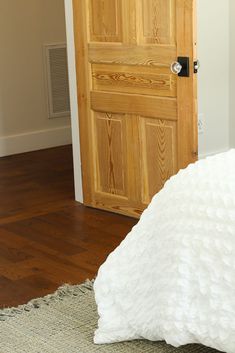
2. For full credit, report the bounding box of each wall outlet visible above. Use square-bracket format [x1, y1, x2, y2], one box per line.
[198, 113, 204, 135]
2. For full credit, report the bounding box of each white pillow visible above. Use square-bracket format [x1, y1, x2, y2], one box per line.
[94, 150, 235, 353]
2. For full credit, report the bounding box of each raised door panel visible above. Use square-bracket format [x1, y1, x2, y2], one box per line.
[140, 0, 176, 45]
[140, 118, 177, 204]
[93, 112, 128, 198]
[92, 64, 177, 97]
[89, 0, 122, 42]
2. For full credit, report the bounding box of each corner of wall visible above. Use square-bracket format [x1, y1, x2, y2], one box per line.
[229, 0, 235, 148]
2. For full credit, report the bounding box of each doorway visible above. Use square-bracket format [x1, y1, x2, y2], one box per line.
[71, 0, 198, 218]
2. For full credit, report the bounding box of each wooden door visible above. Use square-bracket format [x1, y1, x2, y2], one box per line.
[73, 0, 198, 218]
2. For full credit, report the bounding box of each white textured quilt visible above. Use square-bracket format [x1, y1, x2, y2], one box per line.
[94, 150, 235, 353]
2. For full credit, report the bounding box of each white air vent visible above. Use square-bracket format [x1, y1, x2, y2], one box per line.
[44, 44, 71, 118]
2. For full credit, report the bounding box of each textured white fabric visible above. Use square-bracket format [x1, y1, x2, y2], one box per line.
[94, 150, 235, 353]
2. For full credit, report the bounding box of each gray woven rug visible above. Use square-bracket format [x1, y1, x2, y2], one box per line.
[0, 281, 220, 353]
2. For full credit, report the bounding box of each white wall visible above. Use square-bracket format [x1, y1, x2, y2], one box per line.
[197, 0, 230, 158]
[0, 0, 72, 156]
[230, 0, 235, 147]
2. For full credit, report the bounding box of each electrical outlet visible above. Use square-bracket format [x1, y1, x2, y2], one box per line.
[198, 113, 204, 135]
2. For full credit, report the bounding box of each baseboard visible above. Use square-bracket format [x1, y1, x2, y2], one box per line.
[199, 148, 230, 160]
[0, 126, 72, 157]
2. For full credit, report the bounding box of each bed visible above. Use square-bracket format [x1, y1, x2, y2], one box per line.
[94, 150, 235, 353]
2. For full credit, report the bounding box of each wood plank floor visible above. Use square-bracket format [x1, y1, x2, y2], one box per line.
[0, 145, 136, 308]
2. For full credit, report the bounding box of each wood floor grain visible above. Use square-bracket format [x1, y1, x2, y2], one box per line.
[0, 145, 136, 308]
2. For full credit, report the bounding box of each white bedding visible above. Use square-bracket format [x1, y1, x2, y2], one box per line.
[94, 150, 235, 352]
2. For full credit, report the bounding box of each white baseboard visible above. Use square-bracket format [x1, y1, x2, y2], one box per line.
[0, 126, 72, 157]
[199, 147, 230, 160]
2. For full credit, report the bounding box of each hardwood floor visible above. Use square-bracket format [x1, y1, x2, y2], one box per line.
[0, 145, 136, 308]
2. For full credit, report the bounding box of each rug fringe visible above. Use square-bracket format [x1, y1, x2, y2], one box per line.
[0, 279, 94, 322]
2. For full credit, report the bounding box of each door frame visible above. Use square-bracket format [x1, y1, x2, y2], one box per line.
[64, 0, 83, 203]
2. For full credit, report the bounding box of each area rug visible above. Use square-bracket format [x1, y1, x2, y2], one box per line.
[0, 280, 220, 353]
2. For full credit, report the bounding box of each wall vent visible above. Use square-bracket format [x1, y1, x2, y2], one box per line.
[44, 44, 71, 118]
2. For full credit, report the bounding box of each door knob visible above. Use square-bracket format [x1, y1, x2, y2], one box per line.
[171, 61, 182, 75]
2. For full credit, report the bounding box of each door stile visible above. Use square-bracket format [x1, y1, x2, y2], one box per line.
[176, 0, 198, 170]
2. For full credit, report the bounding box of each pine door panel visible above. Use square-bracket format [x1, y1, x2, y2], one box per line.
[73, 0, 198, 218]
[92, 64, 177, 97]
[140, 118, 177, 204]
[93, 112, 128, 197]
[140, 0, 176, 44]
[89, 0, 123, 42]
